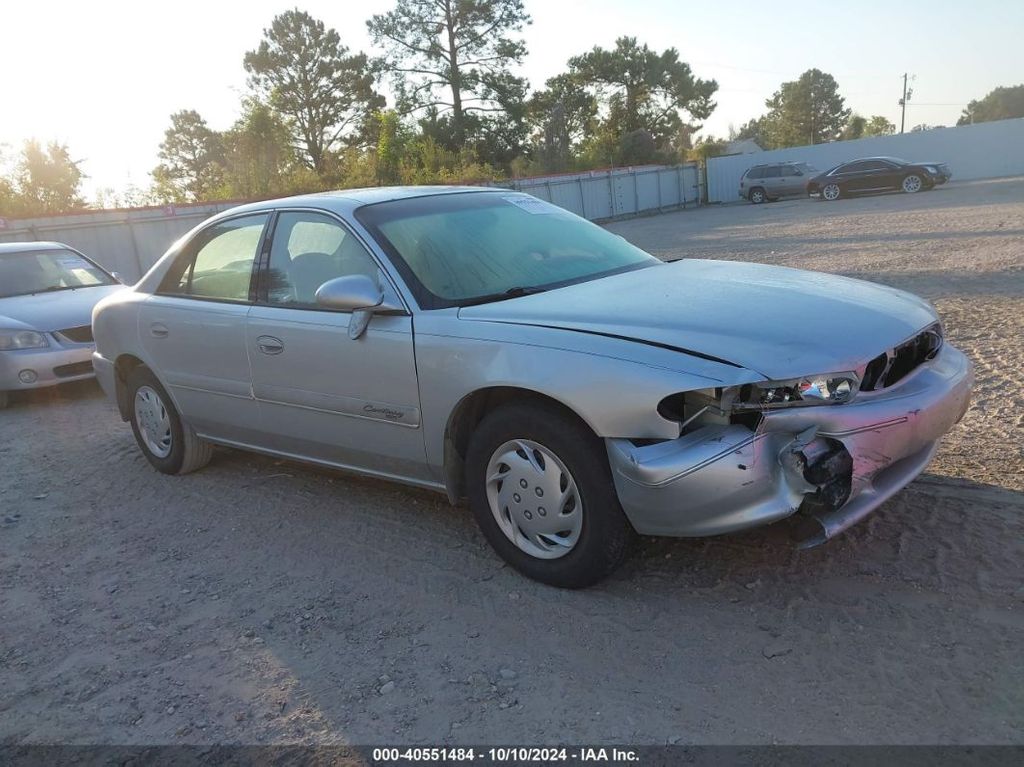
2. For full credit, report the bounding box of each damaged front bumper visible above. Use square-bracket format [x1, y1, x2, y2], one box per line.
[606, 344, 973, 543]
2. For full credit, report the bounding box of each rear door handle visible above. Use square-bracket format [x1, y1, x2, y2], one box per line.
[256, 335, 284, 355]
[150, 322, 169, 338]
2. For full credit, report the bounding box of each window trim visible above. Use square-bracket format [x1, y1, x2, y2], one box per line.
[154, 211, 272, 305]
[254, 207, 411, 315]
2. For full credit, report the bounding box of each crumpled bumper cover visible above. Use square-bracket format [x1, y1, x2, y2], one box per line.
[607, 343, 973, 540]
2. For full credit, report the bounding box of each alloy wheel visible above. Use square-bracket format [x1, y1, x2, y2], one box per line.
[485, 439, 583, 560]
[902, 174, 923, 193]
[822, 183, 841, 201]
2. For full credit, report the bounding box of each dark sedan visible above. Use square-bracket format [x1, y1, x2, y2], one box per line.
[807, 157, 951, 201]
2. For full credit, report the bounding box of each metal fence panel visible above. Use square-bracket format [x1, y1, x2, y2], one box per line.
[706, 117, 1024, 203]
[0, 165, 703, 281]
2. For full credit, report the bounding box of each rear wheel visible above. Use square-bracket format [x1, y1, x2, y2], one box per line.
[822, 183, 842, 201]
[748, 187, 766, 204]
[465, 402, 633, 588]
[127, 367, 212, 475]
[901, 174, 923, 193]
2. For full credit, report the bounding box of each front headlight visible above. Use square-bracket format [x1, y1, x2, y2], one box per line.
[734, 373, 859, 409]
[0, 329, 50, 350]
[924, 165, 938, 174]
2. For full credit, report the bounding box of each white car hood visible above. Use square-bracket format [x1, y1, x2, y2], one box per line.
[458, 260, 938, 380]
[0, 285, 124, 333]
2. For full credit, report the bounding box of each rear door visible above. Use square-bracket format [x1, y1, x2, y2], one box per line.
[856, 160, 896, 190]
[761, 165, 783, 197]
[246, 209, 430, 482]
[139, 213, 268, 444]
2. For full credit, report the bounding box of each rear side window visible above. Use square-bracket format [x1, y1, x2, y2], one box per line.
[763, 166, 782, 178]
[745, 167, 764, 179]
[160, 214, 268, 301]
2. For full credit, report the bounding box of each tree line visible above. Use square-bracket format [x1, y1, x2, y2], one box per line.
[2, 0, 1022, 217]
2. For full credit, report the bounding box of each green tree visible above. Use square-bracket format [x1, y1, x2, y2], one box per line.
[245, 10, 383, 174]
[151, 110, 225, 203]
[568, 37, 717, 153]
[761, 68, 850, 147]
[863, 115, 895, 136]
[221, 99, 296, 199]
[367, 0, 531, 150]
[734, 115, 778, 150]
[528, 73, 598, 171]
[841, 114, 867, 141]
[15, 140, 85, 215]
[958, 84, 1024, 125]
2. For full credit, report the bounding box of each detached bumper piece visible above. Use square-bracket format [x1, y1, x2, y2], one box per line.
[607, 345, 973, 544]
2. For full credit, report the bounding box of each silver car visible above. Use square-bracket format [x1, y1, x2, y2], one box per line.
[0, 242, 122, 409]
[739, 162, 817, 203]
[91, 188, 973, 587]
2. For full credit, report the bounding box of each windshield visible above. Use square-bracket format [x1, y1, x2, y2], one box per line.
[0, 249, 115, 299]
[356, 192, 660, 308]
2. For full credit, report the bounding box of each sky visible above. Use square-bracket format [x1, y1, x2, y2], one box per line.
[2, 0, 1020, 201]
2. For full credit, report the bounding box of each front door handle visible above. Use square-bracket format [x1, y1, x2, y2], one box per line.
[150, 322, 169, 338]
[256, 335, 284, 355]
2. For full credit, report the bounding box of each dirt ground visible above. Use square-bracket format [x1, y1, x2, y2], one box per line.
[2, 177, 1022, 747]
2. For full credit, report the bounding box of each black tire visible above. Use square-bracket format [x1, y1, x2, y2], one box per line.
[465, 402, 634, 588]
[748, 187, 766, 204]
[126, 366, 213, 475]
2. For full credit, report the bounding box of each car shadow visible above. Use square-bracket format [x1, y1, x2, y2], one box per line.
[3, 378, 107, 411]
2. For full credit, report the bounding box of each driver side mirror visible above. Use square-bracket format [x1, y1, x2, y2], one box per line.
[315, 274, 402, 340]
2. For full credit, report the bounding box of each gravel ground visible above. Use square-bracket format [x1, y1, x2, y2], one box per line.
[2, 177, 1022, 746]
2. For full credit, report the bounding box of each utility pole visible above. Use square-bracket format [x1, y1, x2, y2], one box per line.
[898, 73, 914, 133]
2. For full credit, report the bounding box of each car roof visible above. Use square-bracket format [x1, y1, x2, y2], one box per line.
[217, 185, 499, 219]
[0, 241, 71, 256]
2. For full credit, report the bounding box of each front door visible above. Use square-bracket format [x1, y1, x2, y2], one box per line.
[139, 213, 268, 443]
[246, 210, 429, 483]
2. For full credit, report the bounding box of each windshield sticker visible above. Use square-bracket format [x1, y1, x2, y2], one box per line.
[502, 195, 562, 215]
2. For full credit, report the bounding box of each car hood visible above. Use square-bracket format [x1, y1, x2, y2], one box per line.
[457, 260, 938, 380]
[0, 285, 123, 333]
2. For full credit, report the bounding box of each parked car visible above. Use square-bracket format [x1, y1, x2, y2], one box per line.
[807, 157, 952, 201]
[92, 188, 972, 587]
[0, 242, 123, 409]
[739, 162, 817, 203]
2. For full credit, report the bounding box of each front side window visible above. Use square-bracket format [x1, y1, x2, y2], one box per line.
[264, 211, 380, 309]
[0, 249, 115, 298]
[356, 192, 659, 309]
[161, 214, 268, 301]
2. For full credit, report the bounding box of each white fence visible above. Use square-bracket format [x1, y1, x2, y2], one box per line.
[706, 117, 1024, 203]
[509, 164, 702, 220]
[0, 201, 240, 283]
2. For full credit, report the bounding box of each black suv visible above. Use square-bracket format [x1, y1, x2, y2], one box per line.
[807, 157, 951, 201]
[739, 162, 817, 203]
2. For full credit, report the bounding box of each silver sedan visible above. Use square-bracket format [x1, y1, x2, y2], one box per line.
[92, 187, 973, 587]
[0, 242, 122, 409]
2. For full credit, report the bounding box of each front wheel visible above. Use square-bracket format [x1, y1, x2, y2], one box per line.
[822, 183, 842, 201]
[902, 174, 923, 193]
[465, 402, 633, 588]
[127, 367, 213, 475]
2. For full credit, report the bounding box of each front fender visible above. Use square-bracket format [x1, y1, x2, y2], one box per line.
[413, 313, 760, 479]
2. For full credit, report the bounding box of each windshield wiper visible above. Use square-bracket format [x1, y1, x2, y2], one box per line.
[460, 286, 548, 307]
